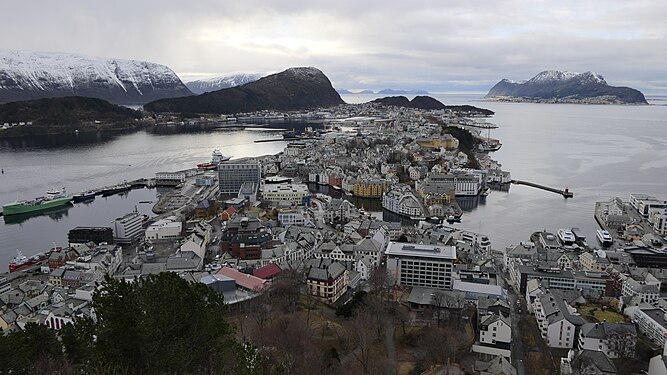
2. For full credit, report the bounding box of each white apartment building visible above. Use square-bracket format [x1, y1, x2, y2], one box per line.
[277, 209, 313, 226]
[425, 171, 483, 196]
[386, 242, 456, 290]
[262, 183, 310, 205]
[533, 290, 586, 349]
[382, 184, 424, 218]
[625, 307, 667, 346]
[622, 274, 661, 304]
[649, 207, 667, 235]
[155, 171, 186, 184]
[630, 193, 667, 217]
[145, 217, 183, 241]
[112, 212, 143, 244]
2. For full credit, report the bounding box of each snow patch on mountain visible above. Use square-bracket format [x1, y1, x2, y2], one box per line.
[0, 49, 191, 104]
[526, 70, 607, 85]
[185, 73, 265, 94]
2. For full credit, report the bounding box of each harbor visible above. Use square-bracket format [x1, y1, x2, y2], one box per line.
[1, 96, 667, 267]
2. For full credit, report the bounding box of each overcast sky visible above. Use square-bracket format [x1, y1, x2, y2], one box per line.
[2, 0, 666, 93]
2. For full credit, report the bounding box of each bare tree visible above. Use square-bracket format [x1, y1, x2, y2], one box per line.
[347, 309, 376, 374]
[431, 291, 447, 327]
[269, 267, 304, 314]
[417, 326, 465, 367]
[606, 331, 636, 359]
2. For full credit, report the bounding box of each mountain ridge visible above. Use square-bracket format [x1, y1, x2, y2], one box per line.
[145, 67, 344, 114]
[185, 73, 265, 94]
[0, 50, 193, 105]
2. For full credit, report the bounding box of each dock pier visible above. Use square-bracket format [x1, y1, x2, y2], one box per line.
[511, 180, 573, 198]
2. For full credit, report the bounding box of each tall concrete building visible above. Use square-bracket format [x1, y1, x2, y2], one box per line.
[386, 242, 456, 289]
[111, 212, 143, 244]
[218, 161, 261, 195]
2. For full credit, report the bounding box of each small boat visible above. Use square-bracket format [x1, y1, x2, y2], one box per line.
[557, 229, 576, 245]
[481, 140, 502, 152]
[446, 215, 461, 223]
[410, 216, 426, 221]
[332, 185, 342, 191]
[596, 229, 613, 247]
[100, 182, 131, 197]
[72, 191, 96, 203]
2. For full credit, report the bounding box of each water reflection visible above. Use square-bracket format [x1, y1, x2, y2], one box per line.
[2, 204, 73, 225]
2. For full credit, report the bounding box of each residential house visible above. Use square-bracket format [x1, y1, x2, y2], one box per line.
[533, 289, 586, 349]
[578, 322, 637, 359]
[474, 356, 517, 375]
[473, 312, 512, 359]
[220, 207, 237, 221]
[306, 258, 347, 304]
[560, 349, 617, 375]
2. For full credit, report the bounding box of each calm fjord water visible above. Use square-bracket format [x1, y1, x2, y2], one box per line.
[0, 96, 666, 266]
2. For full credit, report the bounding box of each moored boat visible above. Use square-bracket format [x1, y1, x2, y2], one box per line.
[446, 215, 462, 223]
[197, 149, 232, 169]
[211, 149, 231, 163]
[557, 228, 576, 245]
[99, 182, 131, 196]
[8, 250, 48, 272]
[596, 229, 613, 247]
[2, 188, 72, 216]
[73, 191, 96, 203]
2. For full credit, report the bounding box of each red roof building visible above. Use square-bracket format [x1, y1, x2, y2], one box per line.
[220, 207, 236, 221]
[217, 267, 269, 292]
[253, 263, 282, 280]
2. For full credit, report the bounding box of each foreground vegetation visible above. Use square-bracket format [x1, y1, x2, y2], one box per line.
[0, 273, 258, 375]
[1, 269, 478, 374]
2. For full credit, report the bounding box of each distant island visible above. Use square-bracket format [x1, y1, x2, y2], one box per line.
[485, 70, 647, 104]
[372, 95, 494, 116]
[336, 88, 429, 95]
[145, 67, 344, 114]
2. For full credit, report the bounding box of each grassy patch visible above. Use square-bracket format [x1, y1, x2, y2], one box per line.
[577, 304, 627, 323]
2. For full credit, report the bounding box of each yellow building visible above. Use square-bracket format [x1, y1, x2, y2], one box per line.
[415, 180, 455, 205]
[353, 177, 390, 198]
[416, 134, 459, 150]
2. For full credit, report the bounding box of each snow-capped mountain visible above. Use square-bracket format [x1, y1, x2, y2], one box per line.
[0, 50, 193, 104]
[486, 70, 646, 104]
[185, 73, 264, 94]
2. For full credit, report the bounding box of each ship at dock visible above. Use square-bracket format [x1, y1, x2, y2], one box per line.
[2, 188, 72, 216]
[197, 149, 232, 170]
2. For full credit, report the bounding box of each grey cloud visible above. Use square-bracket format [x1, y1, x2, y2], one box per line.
[0, 0, 665, 94]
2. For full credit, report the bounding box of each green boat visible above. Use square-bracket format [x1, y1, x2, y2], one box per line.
[2, 188, 73, 216]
